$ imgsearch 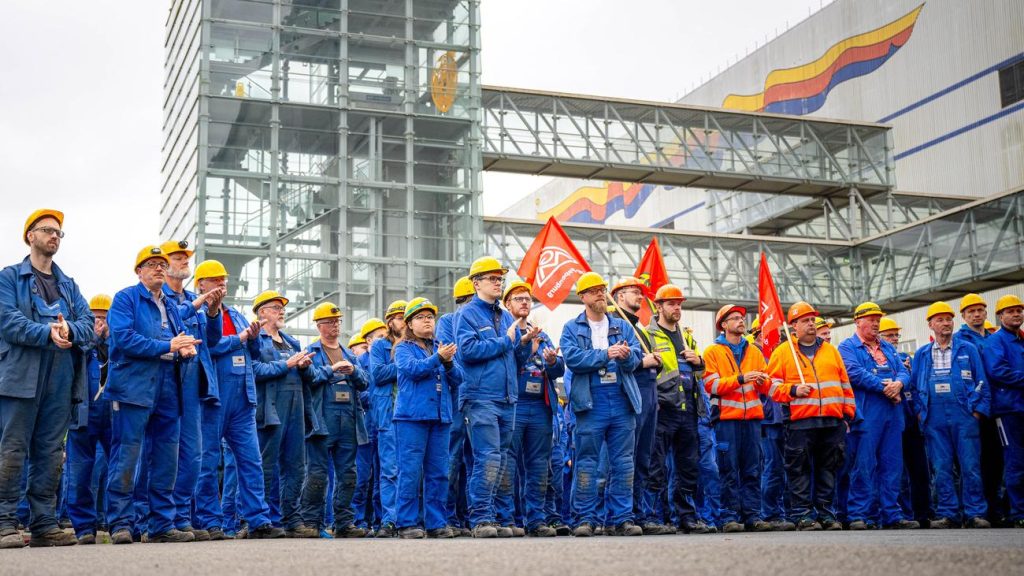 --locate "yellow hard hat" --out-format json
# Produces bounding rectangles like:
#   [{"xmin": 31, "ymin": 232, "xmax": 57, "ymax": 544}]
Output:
[
  {"xmin": 575, "ymin": 272, "xmax": 607, "ymax": 295},
  {"xmin": 751, "ymin": 316, "xmax": 761, "ymax": 331},
  {"xmin": 995, "ymin": 294, "xmax": 1024, "ymax": 314},
  {"xmin": 959, "ymin": 293, "xmax": 987, "ymax": 312},
  {"xmin": 193, "ymin": 260, "xmax": 228, "ymax": 285},
  {"xmin": 385, "ymin": 300, "xmax": 408, "ymax": 320},
  {"xmin": 404, "ymin": 297, "xmax": 438, "ymax": 321},
  {"xmin": 89, "ymin": 294, "xmax": 112, "ymax": 312},
  {"xmin": 134, "ymin": 245, "xmax": 169, "ymax": 270},
  {"xmin": 814, "ymin": 316, "xmax": 835, "ymax": 330},
  {"xmin": 313, "ymin": 302, "xmax": 343, "ymax": 322},
  {"xmin": 348, "ymin": 333, "xmax": 366, "ymax": 348},
  {"xmin": 159, "ymin": 239, "xmax": 194, "ymax": 258},
  {"xmin": 925, "ymin": 301, "xmax": 955, "ymax": 321},
  {"xmin": 984, "ymin": 320, "xmax": 997, "ymax": 332},
  {"xmin": 503, "ymin": 280, "xmax": 533, "ymax": 302},
  {"xmin": 468, "ymin": 256, "xmax": 508, "ymax": 279},
  {"xmin": 252, "ymin": 290, "xmax": 289, "ymax": 313},
  {"xmin": 453, "ymin": 276, "xmax": 474, "ymax": 299},
  {"xmin": 878, "ymin": 317, "xmax": 901, "ymax": 332},
  {"xmin": 23, "ymin": 209, "xmax": 64, "ymax": 245},
  {"xmin": 360, "ymin": 318, "xmax": 387, "ymax": 339},
  {"xmin": 853, "ymin": 301, "xmax": 885, "ymax": 319}
]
